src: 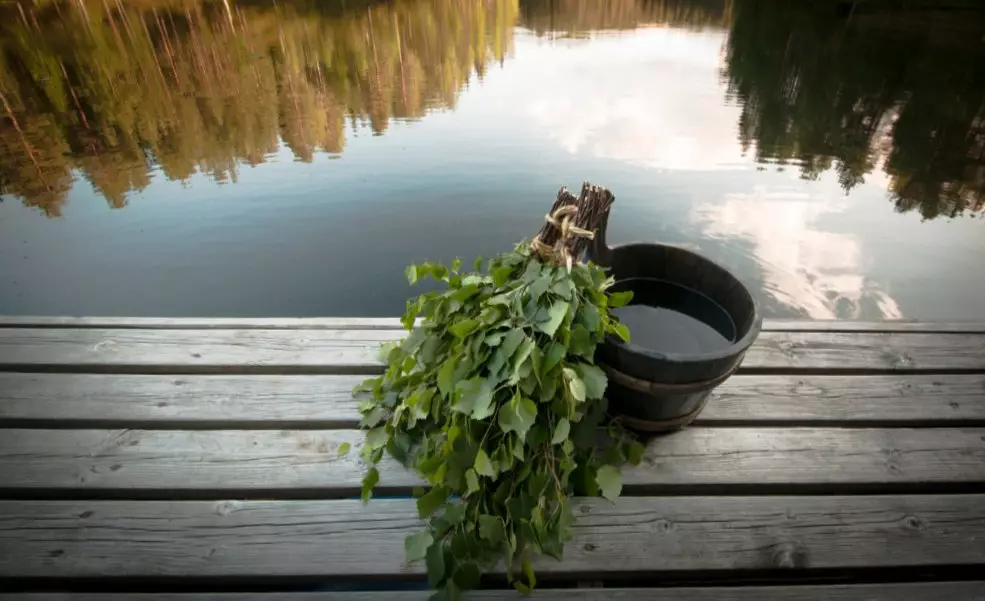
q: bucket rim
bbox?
[597,241,763,365]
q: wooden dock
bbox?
[0,317,984,599]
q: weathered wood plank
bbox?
[3,373,983,428]
[1,329,984,373]
[2,428,983,496]
[3,583,985,600]
[0,373,369,429]
[705,374,985,425]
[764,321,985,333]
[2,496,983,578]
[0,328,404,374]
[0,317,408,330]
[3,316,984,334]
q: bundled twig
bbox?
[530,182,615,267]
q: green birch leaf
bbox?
[405,264,419,285]
[536,300,569,337]
[498,394,536,438]
[452,378,494,419]
[510,336,535,382]
[612,321,631,343]
[361,467,379,503]
[608,290,633,307]
[478,515,505,544]
[542,341,566,376]
[359,406,385,428]
[365,426,388,449]
[474,449,496,478]
[596,465,622,502]
[417,486,448,518]
[579,302,601,331]
[562,367,586,402]
[401,300,419,330]
[528,273,550,300]
[466,468,480,494]
[337,442,351,457]
[517,397,538,435]
[484,331,505,346]
[449,319,480,339]
[573,363,607,399]
[627,440,647,465]
[551,418,570,445]
[492,265,513,287]
[568,325,593,359]
[437,357,457,398]
[405,531,433,562]
[426,541,446,587]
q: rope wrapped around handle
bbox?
[530,182,615,269]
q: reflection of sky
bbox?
[2,26,984,319]
[518,29,748,171]
[501,28,915,319]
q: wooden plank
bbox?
[745,332,985,372]
[2,329,984,373]
[763,321,985,334]
[0,328,404,374]
[3,583,985,600]
[2,428,983,496]
[3,373,984,428]
[1,496,984,578]
[704,374,985,425]
[0,373,369,429]
[3,316,984,334]
[0,317,408,330]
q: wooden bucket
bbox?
[588,216,762,433]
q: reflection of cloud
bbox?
[691,185,903,319]
[517,28,749,170]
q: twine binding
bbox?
[530,204,595,271]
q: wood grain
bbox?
[3,373,983,428]
[0,317,409,330]
[0,373,370,428]
[2,496,983,578]
[0,328,404,374]
[5,316,983,333]
[746,332,985,372]
[2,428,983,496]
[3,583,985,600]
[764,321,985,334]
[2,329,984,373]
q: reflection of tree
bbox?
[0,0,517,214]
[724,0,985,219]
[520,0,725,34]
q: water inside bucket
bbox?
[610,277,736,355]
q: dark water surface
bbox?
[2,0,984,319]
[612,277,735,355]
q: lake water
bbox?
[1,0,983,319]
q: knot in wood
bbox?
[771,542,807,568]
[903,515,925,531]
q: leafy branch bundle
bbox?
[355,184,643,600]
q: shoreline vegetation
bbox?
[1,0,983,220]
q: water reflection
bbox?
[724,0,985,220]
[0,0,516,215]
[691,186,904,320]
[519,0,726,34]
[1,0,984,321]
